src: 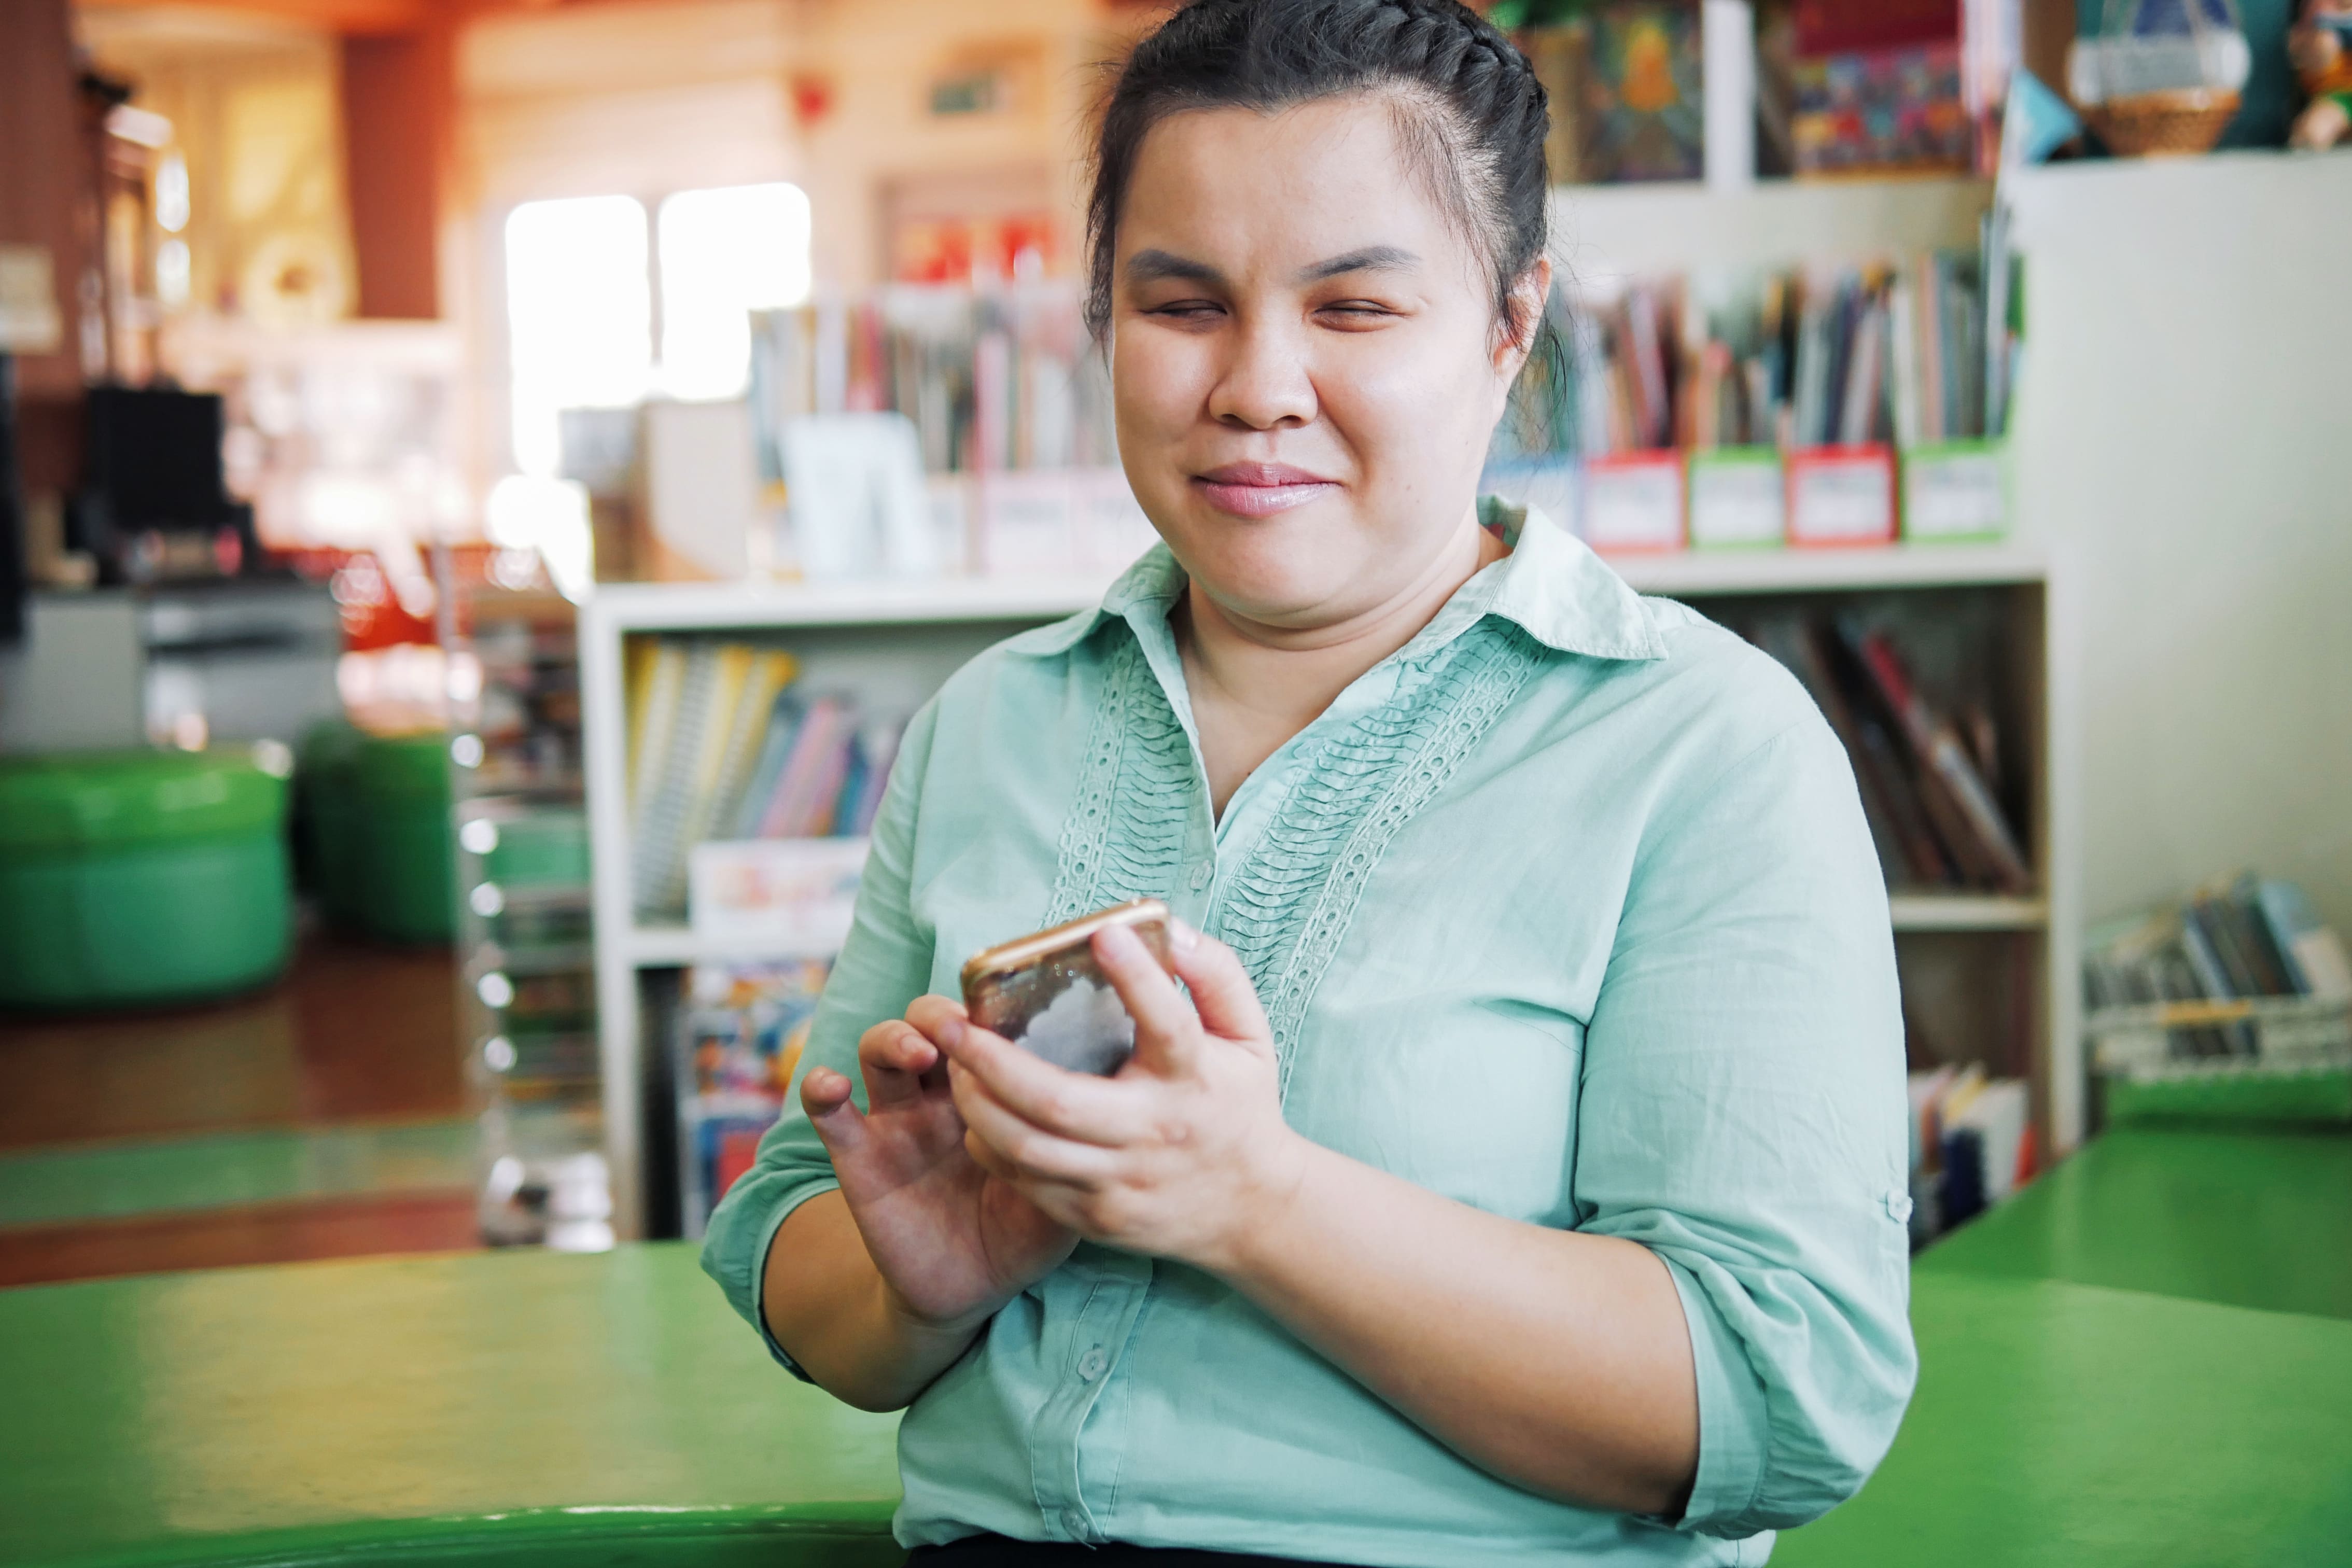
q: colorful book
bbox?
[754,696,854,839]
[2251,878,2352,1001]
[683,648,797,860]
[1839,618,2032,894]
[631,641,721,914]
[728,695,804,839]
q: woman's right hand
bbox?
[800,996,1079,1335]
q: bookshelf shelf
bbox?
[1888,893,2048,933]
[619,923,845,968]
[582,544,2076,1239]
[1611,544,2045,597]
[586,576,1113,635]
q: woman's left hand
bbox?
[920,919,1309,1276]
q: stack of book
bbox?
[750,283,1116,482]
[675,957,832,1237]
[1488,242,2021,550]
[1740,610,2030,894]
[1501,250,2019,468]
[626,635,905,919]
[1908,1065,2032,1243]
[2087,877,2352,1049]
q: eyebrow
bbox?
[1296,245,1420,283]
[1122,245,1422,288]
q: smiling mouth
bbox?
[1189,463,1341,519]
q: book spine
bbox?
[1845,621,2030,891]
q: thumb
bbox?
[1168,922,1272,1057]
[800,1064,870,1159]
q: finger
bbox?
[1167,921,1272,1054]
[800,1065,869,1158]
[949,1060,1121,1186]
[856,1020,937,1109]
[938,1018,1153,1146]
[903,993,972,1075]
[1092,922,1202,1072]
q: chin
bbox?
[1160,507,1362,623]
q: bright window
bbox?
[505,194,652,477]
[505,184,811,475]
[656,183,814,401]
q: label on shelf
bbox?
[1580,451,1686,553]
[688,836,870,954]
[1903,440,2009,541]
[1687,447,1784,548]
[1077,467,1160,574]
[1787,444,1897,545]
[976,471,1080,577]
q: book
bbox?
[2226,873,2301,998]
[2251,878,2352,1001]
[670,647,796,896]
[753,695,856,839]
[728,694,804,839]
[1905,1062,2032,1242]
[676,957,833,1236]
[848,718,902,835]
[1840,618,2032,894]
[626,640,689,847]
[631,641,722,915]
[2083,879,2352,1066]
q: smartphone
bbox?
[959,898,1172,1076]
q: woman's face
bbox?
[1111,95,1537,630]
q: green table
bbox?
[1776,1126,2352,1565]
[1916,1126,2352,1322]
[1774,1272,2352,1566]
[0,1246,902,1568]
[6,1131,2349,1567]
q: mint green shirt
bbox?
[703,503,1916,1566]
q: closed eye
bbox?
[1146,299,1226,323]
[1316,300,1402,326]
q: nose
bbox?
[1206,313,1317,431]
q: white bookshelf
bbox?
[580,546,2076,1238]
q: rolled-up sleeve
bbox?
[699,698,942,1376]
[1575,706,1917,1539]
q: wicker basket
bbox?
[2089,994,2352,1125]
[2089,88,2241,156]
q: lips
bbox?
[1190,461,1341,519]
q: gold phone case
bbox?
[959,899,1172,1076]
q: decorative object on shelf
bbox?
[689,836,870,955]
[1779,0,1977,177]
[2068,0,2251,156]
[2288,0,2352,148]
[1509,0,1706,183]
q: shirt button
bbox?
[1077,1346,1109,1381]
[1061,1509,1087,1538]
[1188,861,1212,891]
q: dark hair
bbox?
[1084,0,1553,355]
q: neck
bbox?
[1176,502,1508,745]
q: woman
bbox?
[704,2,1916,1562]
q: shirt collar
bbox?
[1005,498,1664,664]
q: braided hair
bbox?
[1085,0,1552,353]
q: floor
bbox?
[0,920,480,1289]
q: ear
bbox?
[1492,255,1553,381]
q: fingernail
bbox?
[1170,918,1200,954]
